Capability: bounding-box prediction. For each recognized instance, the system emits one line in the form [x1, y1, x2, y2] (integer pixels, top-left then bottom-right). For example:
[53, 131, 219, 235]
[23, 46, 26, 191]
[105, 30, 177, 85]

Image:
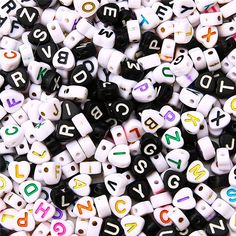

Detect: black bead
[130, 155, 155, 178]
[115, 9, 136, 28]
[216, 37, 236, 61]
[96, 81, 120, 101]
[97, 3, 120, 26]
[90, 121, 110, 144]
[215, 77, 236, 99]
[61, 100, 82, 120]
[126, 179, 151, 201]
[28, 23, 50, 45]
[110, 99, 134, 122]
[55, 120, 80, 142]
[41, 70, 62, 93]
[0, 156, 6, 173]
[188, 209, 207, 230]
[6, 67, 29, 91]
[43, 135, 64, 156]
[50, 182, 75, 210]
[120, 59, 144, 81]
[83, 101, 107, 123]
[156, 226, 177, 236]
[219, 133, 236, 156]
[205, 216, 229, 236]
[72, 42, 96, 60]
[140, 133, 162, 157]
[163, 170, 187, 195]
[134, 102, 157, 120]
[143, 215, 161, 236]
[101, 217, 124, 236]
[16, 7, 39, 28]
[36, 42, 58, 64]
[194, 72, 216, 94]
[206, 174, 229, 189]
[140, 31, 162, 55]
[114, 27, 129, 51]
[0, 227, 10, 236]
[154, 83, 173, 104]
[35, 0, 52, 9]
[225, 120, 236, 134]
[69, 64, 93, 88]
[90, 182, 110, 197]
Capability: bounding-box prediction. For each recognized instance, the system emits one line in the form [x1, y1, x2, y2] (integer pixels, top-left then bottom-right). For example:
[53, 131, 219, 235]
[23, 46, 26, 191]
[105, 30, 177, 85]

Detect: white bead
[131, 201, 153, 216]
[188, 47, 207, 71]
[152, 2, 173, 22]
[152, 63, 175, 84]
[165, 149, 190, 171]
[187, 10, 200, 27]
[110, 125, 128, 145]
[72, 113, 93, 137]
[228, 165, 236, 187]
[172, 0, 196, 18]
[33, 199, 56, 222]
[32, 222, 50, 236]
[107, 50, 126, 74]
[50, 220, 74, 236]
[128, 0, 141, 8]
[108, 144, 131, 168]
[76, 18, 96, 39]
[134, 7, 160, 30]
[94, 195, 111, 218]
[172, 187, 196, 210]
[1, 89, 24, 113]
[41, 162, 61, 185]
[73, 196, 96, 219]
[52, 150, 72, 167]
[80, 161, 102, 175]
[204, 48, 221, 72]
[62, 162, 79, 179]
[168, 208, 190, 231]
[132, 79, 156, 103]
[87, 217, 103, 236]
[8, 161, 30, 184]
[123, 118, 145, 143]
[160, 38, 176, 62]
[109, 195, 132, 218]
[127, 20, 141, 42]
[197, 136, 216, 161]
[58, 85, 88, 102]
[78, 136, 96, 158]
[28, 61, 50, 85]
[220, 186, 236, 208]
[216, 148, 232, 171]
[196, 94, 217, 118]
[195, 200, 216, 221]
[14, 209, 35, 232]
[93, 28, 115, 49]
[3, 192, 26, 211]
[160, 105, 181, 129]
[181, 111, 204, 135]
[156, 21, 174, 39]
[176, 67, 199, 88]
[102, 162, 117, 177]
[34, 120, 55, 142]
[220, 0, 236, 18]
[146, 171, 164, 194]
[75, 219, 88, 236]
[104, 173, 128, 196]
[150, 192, 172, 208]
[1, 124, 24, 148]
[19, 44, 34, 67]
[179, 88, 203, 108]
[161, 127, 184, 149]
[47, 20, 65, 44]
[63, 30, 84, 49]
[69, 174, 91, 196]
[196, 26, 218, 48]
[150, 153, 169, 173]
[195, 0, 217, 12]
[224, 95, 236, 118]
[121, 215, 145, 236]
[94, 139, 115, 163]
[141, 109, 164, 133]
[53, 47, 75, 71]
[208, 107, 231, 130]
[19, 180, 42, 204]
[73, 0, 99, 17]
[212, 198, 235, 220]
[218, 21, 236, 37]
[153, 205, 173, 227]
[187, 160, 209, 183]
[0, 173, 12, 195]
[137, 53, 161, 70]
[221, 57, 234, 74]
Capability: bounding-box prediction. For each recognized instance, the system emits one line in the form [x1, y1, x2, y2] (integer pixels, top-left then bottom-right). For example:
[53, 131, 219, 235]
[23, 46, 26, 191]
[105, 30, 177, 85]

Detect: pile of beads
[0, 0, 235, 235]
